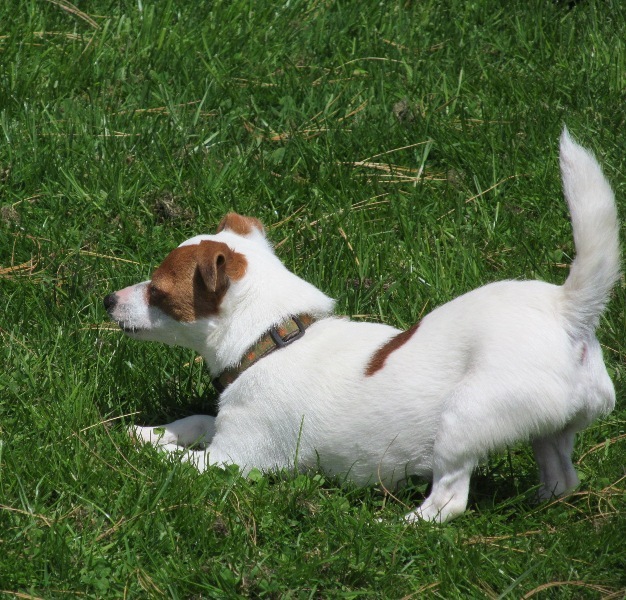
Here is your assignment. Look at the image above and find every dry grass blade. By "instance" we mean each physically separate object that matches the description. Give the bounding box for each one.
[338,227,360,267]
[243,121,330,142]
[437,174,524,220]
[465,529,546,546]
[381,38,410,52]
[343,159,444,184]
[33,30,79,39]
[463,174,525,203]
[341,56,404,66]
[600,590,626,600]
[273,194,392,249]
[529,473,626,521]
[577,432,626,464]
[400,581,440,599]
[0,327,33,353]
[521,580,617,599]
[243,95,364,142]
[45,0,100,29]
[110,100,217,117]
[13,31,93,42]
[268,206,307,230]
[136,569,166,597]
[40,131,140,138]
[0,504,52,527]
[337,99,368,122]
[361,141,432,164]
[351,193,392,212]
[79,412,140,434]
[79,250,140,265]
[232,76,278,88]
[72,430,145,481]
[0,259,38,278]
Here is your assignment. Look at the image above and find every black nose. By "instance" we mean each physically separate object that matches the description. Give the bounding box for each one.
[103,293,117,312]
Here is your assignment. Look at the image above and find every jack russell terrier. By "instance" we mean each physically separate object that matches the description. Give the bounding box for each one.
[104,129,619,522]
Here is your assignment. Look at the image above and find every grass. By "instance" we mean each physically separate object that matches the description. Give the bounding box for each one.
[1,0,625,597]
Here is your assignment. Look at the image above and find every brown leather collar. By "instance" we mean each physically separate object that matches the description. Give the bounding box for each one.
[212,314,317,393]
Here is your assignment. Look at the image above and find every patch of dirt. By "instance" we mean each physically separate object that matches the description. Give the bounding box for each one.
[151,191,194,224]
[392,98,416,124]
[0,204,20,226]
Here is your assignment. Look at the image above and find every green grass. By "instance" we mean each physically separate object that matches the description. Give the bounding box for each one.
[1,0,625,597]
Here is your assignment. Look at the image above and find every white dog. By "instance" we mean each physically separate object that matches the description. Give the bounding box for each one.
[104,129,619,522]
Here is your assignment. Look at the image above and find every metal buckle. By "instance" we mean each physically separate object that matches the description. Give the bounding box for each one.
[269,316,306,348]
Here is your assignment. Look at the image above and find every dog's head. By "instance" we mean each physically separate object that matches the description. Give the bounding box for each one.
[104,212,335,369]
[103,213,269,347]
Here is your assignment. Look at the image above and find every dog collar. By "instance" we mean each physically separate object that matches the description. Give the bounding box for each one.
[212,314,317,393]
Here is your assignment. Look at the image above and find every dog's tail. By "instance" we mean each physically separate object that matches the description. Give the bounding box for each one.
[560,127,620,336]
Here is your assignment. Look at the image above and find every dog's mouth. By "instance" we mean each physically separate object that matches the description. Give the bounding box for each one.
[116,322,145,335]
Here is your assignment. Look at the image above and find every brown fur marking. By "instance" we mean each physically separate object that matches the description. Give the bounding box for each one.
[364,322,421,377]
[217,213,265,237]
[148,241,247,322]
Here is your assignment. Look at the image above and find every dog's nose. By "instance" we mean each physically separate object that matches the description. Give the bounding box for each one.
[103,293,117,312]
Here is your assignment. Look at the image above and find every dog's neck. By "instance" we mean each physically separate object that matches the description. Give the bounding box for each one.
[211,314,317,393]
[198,256,335,376]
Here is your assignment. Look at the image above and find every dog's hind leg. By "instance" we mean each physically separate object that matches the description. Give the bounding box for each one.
[405,457,474,523]
[131,414,216,448]
[406,374,548,523]
[532,427,579,500]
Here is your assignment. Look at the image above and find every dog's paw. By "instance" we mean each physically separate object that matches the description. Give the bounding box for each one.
[129,424,174,447]
[405,506,441,523]
[404,501,453,524]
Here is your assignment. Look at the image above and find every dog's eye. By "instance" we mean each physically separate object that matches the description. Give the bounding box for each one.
[148,283,165,302]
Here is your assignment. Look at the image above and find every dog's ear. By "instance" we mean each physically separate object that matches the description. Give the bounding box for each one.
[216,213,266,238]
[196,240,247,293]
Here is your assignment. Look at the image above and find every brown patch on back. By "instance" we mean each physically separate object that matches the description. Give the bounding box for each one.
[364,322,421,377]
[217,213,265,237]
[148,241,247,322]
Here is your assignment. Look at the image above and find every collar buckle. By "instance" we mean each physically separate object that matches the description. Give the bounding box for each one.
[268,316,306,348]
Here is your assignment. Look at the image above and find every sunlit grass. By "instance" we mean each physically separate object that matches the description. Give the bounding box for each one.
[1,0,625,597]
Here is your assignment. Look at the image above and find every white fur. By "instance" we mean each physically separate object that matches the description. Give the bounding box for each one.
[106,130,619,523]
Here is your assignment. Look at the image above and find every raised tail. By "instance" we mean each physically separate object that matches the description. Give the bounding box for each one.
[560,127,620,336]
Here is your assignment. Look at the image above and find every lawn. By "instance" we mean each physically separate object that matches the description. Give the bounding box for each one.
[0,0,625,597]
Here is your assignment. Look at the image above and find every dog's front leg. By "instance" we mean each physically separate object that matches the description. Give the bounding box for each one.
[131,416,252,474]
[162,444,236,473]
[131,414,216,448]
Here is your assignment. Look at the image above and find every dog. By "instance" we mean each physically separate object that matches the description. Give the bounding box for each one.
[104,129,620,522]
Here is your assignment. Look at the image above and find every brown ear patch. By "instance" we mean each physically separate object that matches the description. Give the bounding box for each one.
[196,240,246,292]
[217,213,265,237]
[364,322,421,377]
[148,241,247,322]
